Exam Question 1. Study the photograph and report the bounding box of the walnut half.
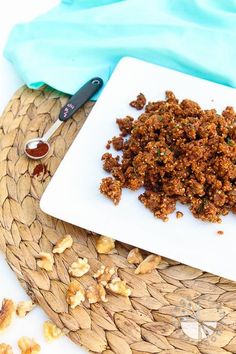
[66,280,85,309]
[16,300,35,318]
[95,236,115,254]
[69,257,90,277]
[106,277,131,297]
[0,299,15,332]
[0,343,13,354]
[37,252,54,272]
[86,284,107,304]
[93,265,115,286]
[134,254,161,274]
[127,248,143,264]
[18,337,41,354]
[52,234,73,254]
[43,321,62,341]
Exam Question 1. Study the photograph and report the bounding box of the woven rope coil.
[1,86,236,353]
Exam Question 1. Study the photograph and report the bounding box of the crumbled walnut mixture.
[95,236,115,254]
[116,116,134,137]
[217,230,224,235]
[37,252,54,272]
[18,337,41,354]
[43,321,62,341]
[139,192,176,220]
[16,301,35,318]
[102,153,119,173]
[111,136,124,151]
[0,299,15,332]
[134,254,162,274]
[0,343,13,354]
[66,281,85,308]
[100,91,236,222]
[130,93,146,110]
[127,248,143,264]
[176,211,184,219]
[100,177,122,205]
[69,257,90,277]
[93,265,115,286]
[106,277,131,297]
[86,284,107,304]
[53,234,73,254]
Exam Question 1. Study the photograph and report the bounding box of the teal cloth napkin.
[4,0,236,98]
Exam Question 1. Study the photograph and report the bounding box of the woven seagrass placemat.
[1,85,236,354]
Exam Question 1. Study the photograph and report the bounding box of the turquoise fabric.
[4,0,236,98]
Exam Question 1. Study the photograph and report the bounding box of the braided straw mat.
[1,85,236,354]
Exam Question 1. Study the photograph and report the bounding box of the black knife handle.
[59,77,103,121]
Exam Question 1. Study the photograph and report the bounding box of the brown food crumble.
[100,91,236,222]
[100,177,122,205]
[106,140,111,149]
[176,211,184,219]
[130,93,146,110]
[102,153,119,172]
[116,116,134,136]
[217,230,224,235]
[111,136,124,151]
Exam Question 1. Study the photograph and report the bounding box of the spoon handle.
[42,119,63,142]
[59,77,103,121]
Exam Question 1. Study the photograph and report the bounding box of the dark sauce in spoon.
[25,141,49,158]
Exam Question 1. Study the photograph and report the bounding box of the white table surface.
[0,1,86,353]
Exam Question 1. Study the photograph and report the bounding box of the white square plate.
[40,57,236,281]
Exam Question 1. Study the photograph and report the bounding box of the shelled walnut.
[69,258,90,277]
[0,299,15,332]
[93,265,115,286]
[0,343,13,354]
[106,277,131,297]
[18,337,41,354]
[134,254,161,274]
[95,236,115,254]
[66,280,85,308]
[43,321,62,341]
[86,284,107,304]
[127,248,143,264]
[53,235,73,254]
[37,252,54,272]
[16,300,35,318]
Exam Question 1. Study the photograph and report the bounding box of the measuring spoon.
[24,77,103,160]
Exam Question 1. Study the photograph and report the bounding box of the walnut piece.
[95,236,115,254]
[52,234,73,254]
[43,320,62,341]
[107,277,131,297]
[16,300,35,318]
[37,252,54,272]
[18,337,41,354]
[86,284,107,304]
[93,265,115,286]
[69,257,90,277]
[0,299,15,332]
[0,343,13,354]
[66,280,85,308]
[127,248,143,264]
[93,265,106,279]
[134,254,162,274]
